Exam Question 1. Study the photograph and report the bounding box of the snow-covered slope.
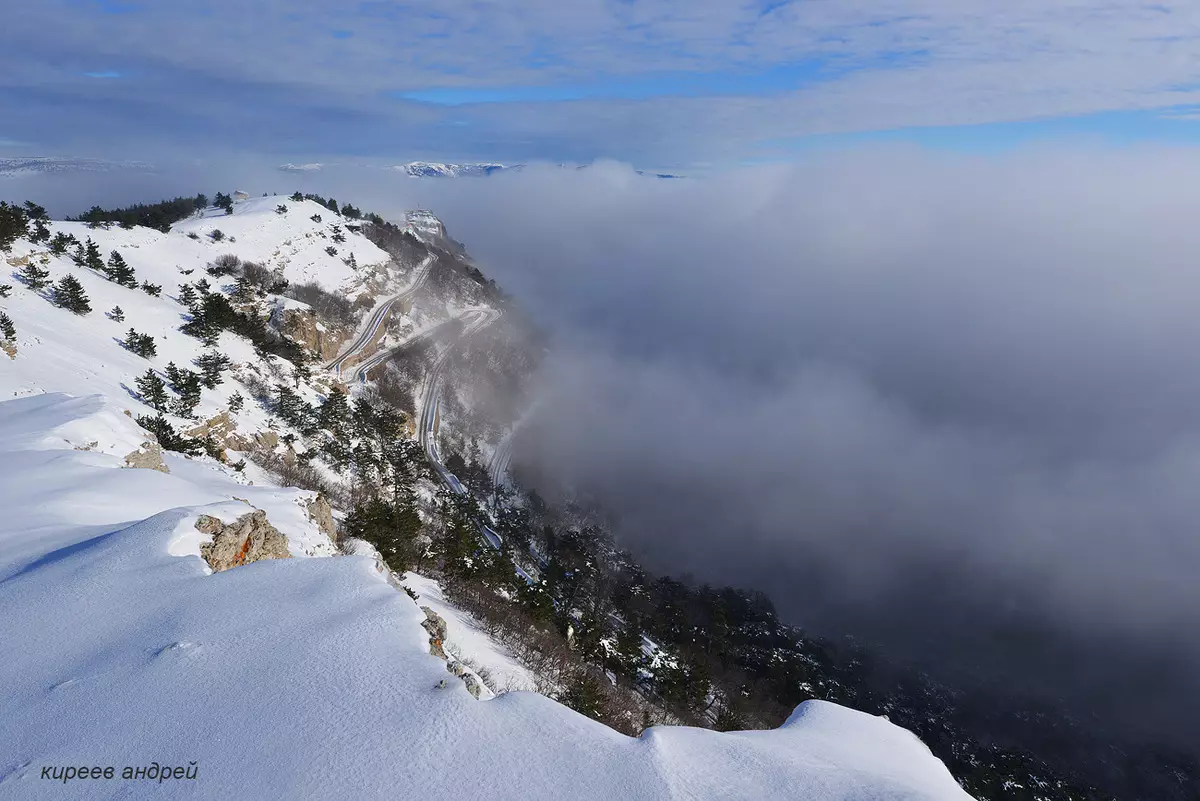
[172,196,389,290]
[0,400,972,799]
[0,207,972,800]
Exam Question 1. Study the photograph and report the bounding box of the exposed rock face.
[123,440,169,473]
[255,430,280,450]
[447,659,485,700]
[1,340,15,360]
[186,410,236,442]
[420,607,448,659]
[279,307,348,362]
[196,510,291,572]
[417,606,484,698]
[305,494,337,542]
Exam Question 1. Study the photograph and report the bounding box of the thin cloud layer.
[7,2,1200,164]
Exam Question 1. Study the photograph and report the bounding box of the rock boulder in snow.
[420,606,448,659]
[305,494,337,542]
[197,509,291,572]
[123,439,169,473]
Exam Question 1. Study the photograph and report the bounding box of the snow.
[403,572,541,694]
[171,197,390,290]
[0,400,972,799]
[396,162,512,178]
[0,219,973,800]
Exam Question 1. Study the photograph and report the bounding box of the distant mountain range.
[394,161,681,179]
[0,156,155,177]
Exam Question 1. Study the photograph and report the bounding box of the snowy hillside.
[171,196,389,290]
[0,200,972,800]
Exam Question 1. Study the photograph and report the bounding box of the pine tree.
[177,283,198,308]
[228,391,245,413]
[105,251,138,288]
[0,201,29,251]
[136,413,202,455]
[0,311,15,342]
[141,282,162,297]
[275,204,288,215]
[317,386,351,436]
[0,284,11,298]
[195,351,231,389]
[194,193,208,211]
[290,191,304,202]
[275,383,301,425]
[125,328,156,358]
[19,262,50,290]
[559,672,610,722]
[52,274,91,315]
[49,232,71,255]
[135,370,169,411]
[84,238,104,272]
[109,306,124,322]
[232,275,257,304]
[165,362,203,418]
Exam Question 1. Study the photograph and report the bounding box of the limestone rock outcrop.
[196,510,291,572]
[123,440,169,474]
[305,494,337,542]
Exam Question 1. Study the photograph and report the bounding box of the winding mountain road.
[325,254,435,377]
[415,308,514,556]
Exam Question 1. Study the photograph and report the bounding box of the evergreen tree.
[109,306,124,322]
[0,284,11,298]
[19,262,50,290]
[344,498,422,571]
[290,191,304,202]
[275,204,288,215]
[83,238,104,272]
[141,281,162,297]
[106,250,138,287]
[0,201,29,251]
[136,413,202,455]
[49,232,71,255]
[232,275,257,304]
[317,386,351,435]
[165,362,203,418]
[0,311,15,342]
[193,193,208,210]
[558,672,610,722]
[177,283,198,308]
[227,391,244,413]
[125,328,157,358]
[52,274,91,315]
[195,351,231,389]
[135,370,169,411]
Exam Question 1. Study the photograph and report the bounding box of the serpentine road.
[325,254,435,377]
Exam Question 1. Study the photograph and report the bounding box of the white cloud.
[7,2,1200,162]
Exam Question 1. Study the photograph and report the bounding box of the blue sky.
[5,1,1200,168]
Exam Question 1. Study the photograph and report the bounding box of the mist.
[7,148,1200,746]
[406,150,1200,747]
